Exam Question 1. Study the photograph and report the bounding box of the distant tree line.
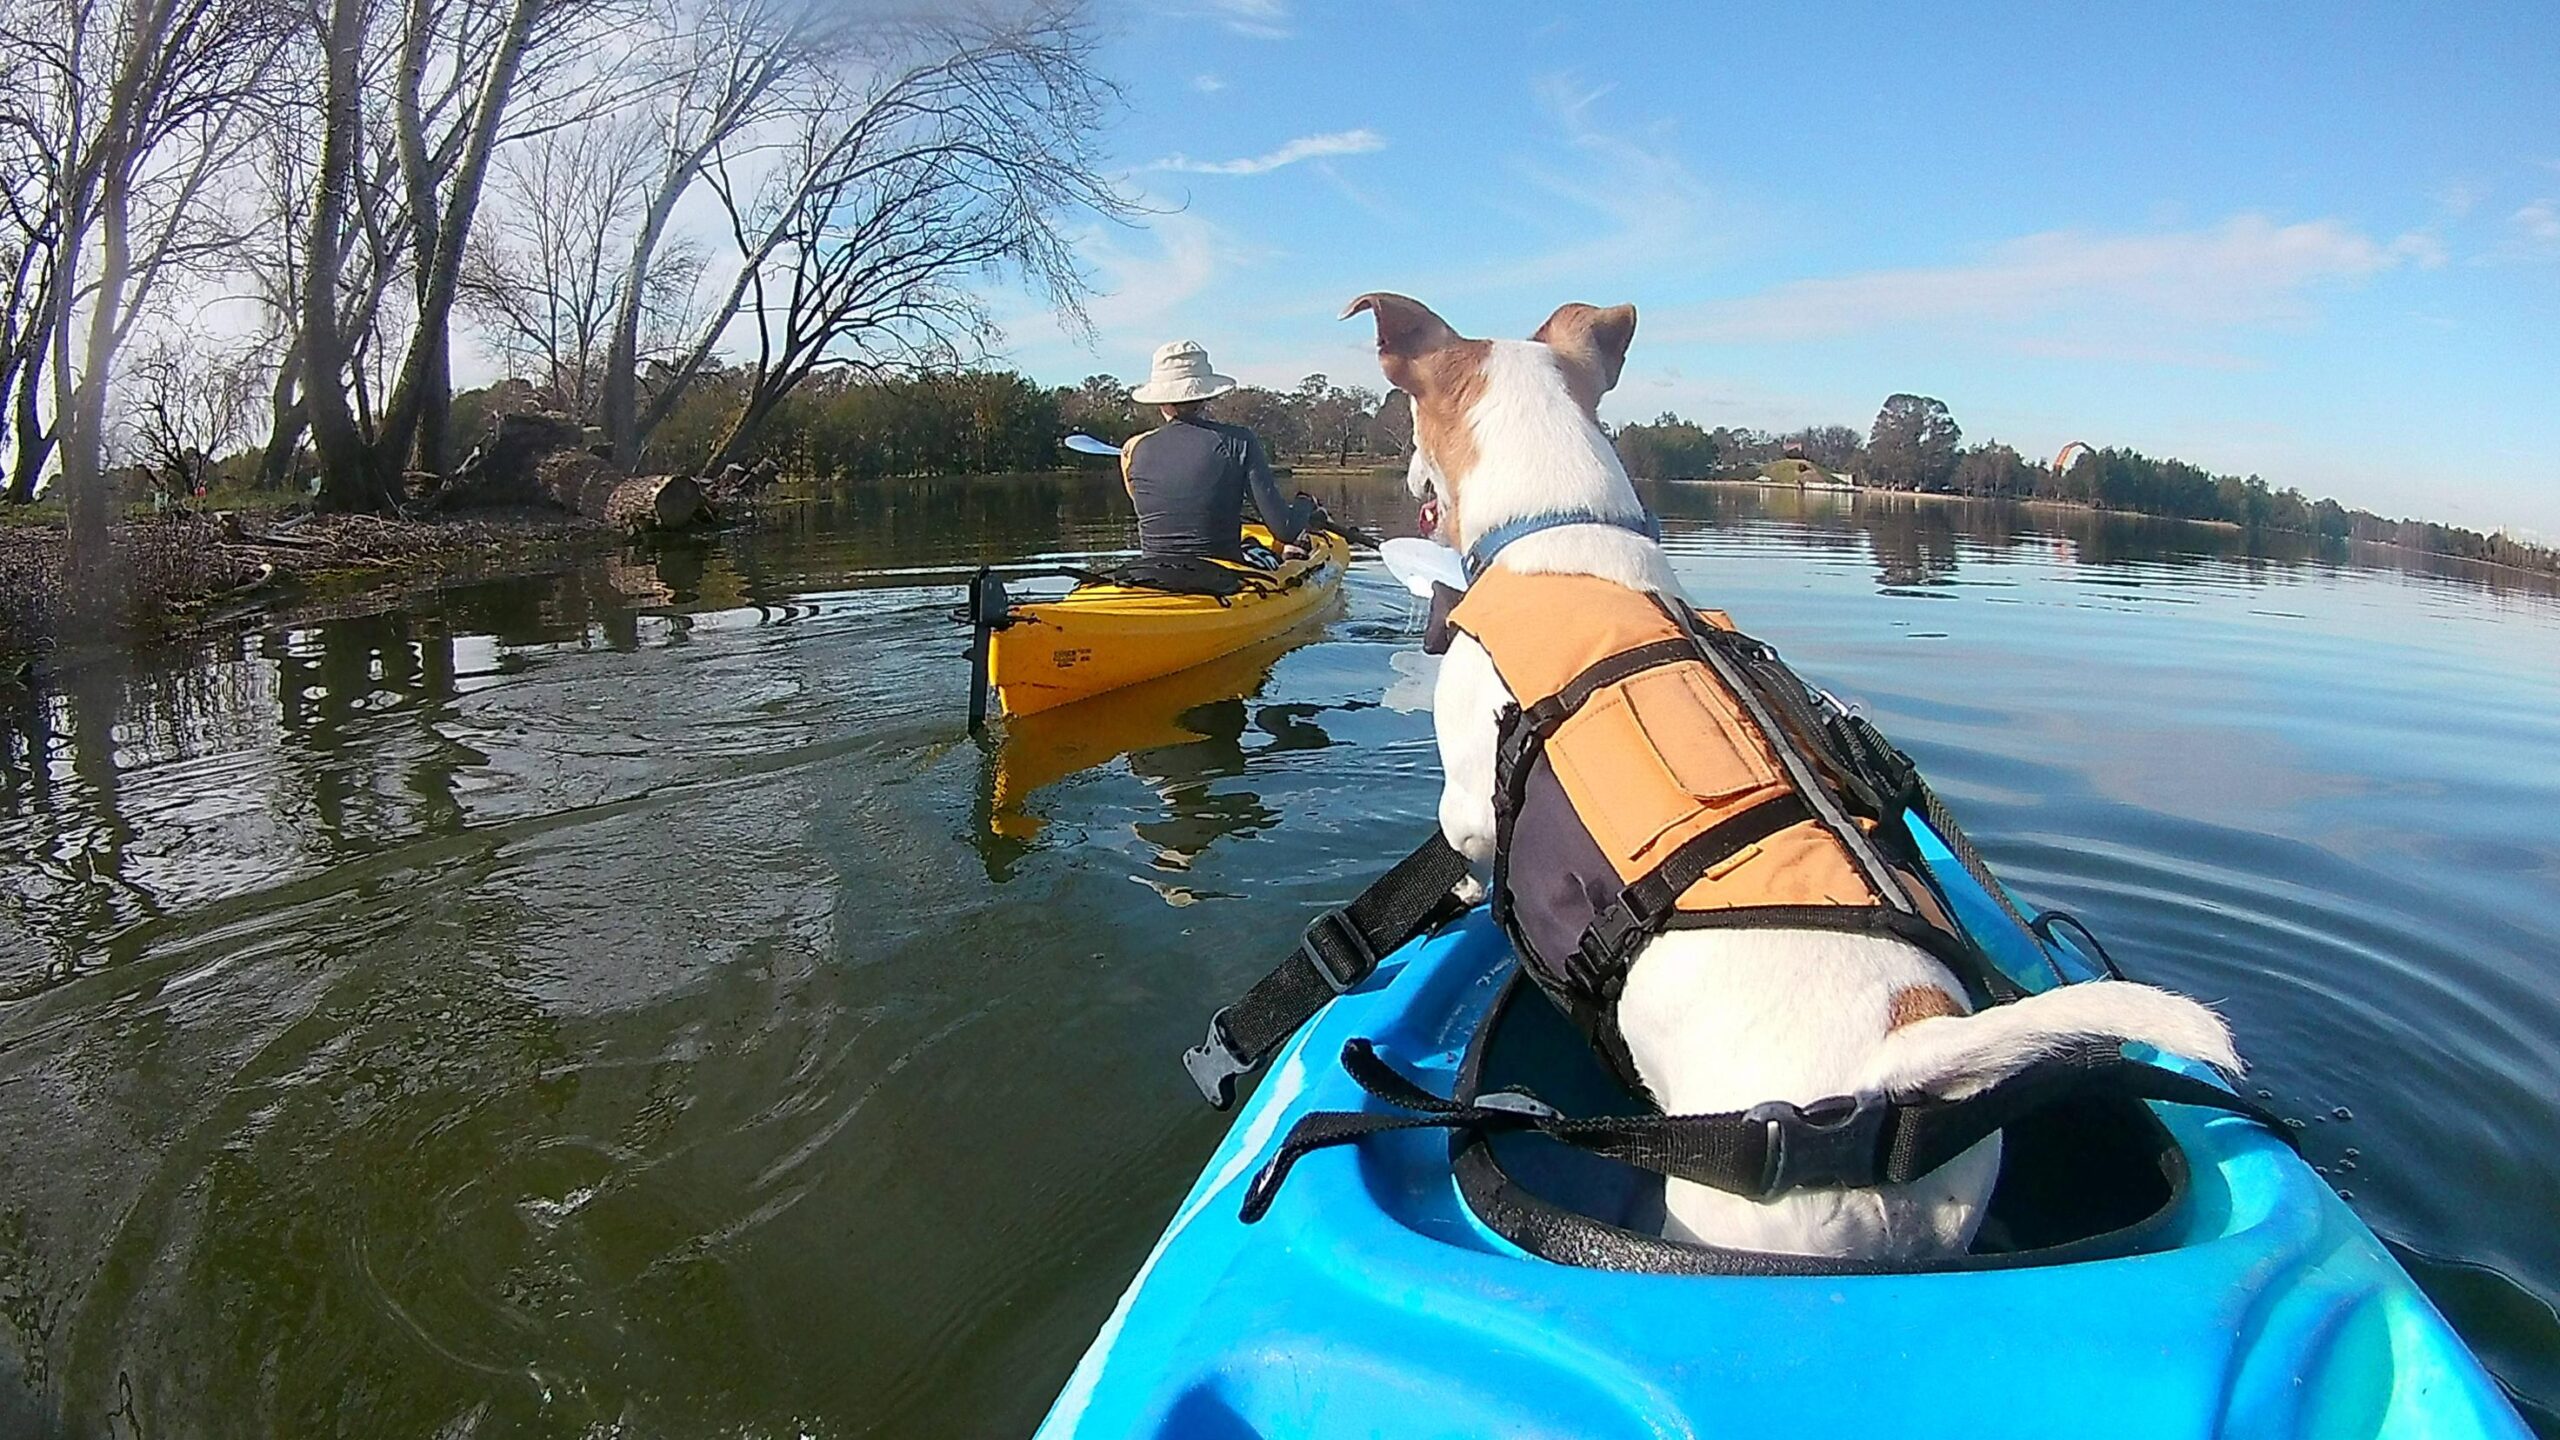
[530,366,1417,482]
[1607,392,2560,578]
[1058,371,1411,467]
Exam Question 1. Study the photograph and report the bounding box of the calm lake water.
[3,473,2557,1437]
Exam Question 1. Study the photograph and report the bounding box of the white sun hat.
[1128,339,1239,404]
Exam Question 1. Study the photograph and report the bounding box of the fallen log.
[534,451,621,519]
[605,474,706,534]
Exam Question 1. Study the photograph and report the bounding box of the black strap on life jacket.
[1237,1036,2295,1224]
[1180,833,1474,1108]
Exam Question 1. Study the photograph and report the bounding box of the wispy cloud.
[2512,199,2560,250]
[1455,74,1734,293]
[1660,215,2441,361]
[2433,179,2486,218]
[1159,0,1291,39]
[1079,213,1233,335]
[1190,73,1226,93]
[1151,129,1385,176]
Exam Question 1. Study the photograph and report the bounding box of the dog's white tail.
[1868,981,2241,1101]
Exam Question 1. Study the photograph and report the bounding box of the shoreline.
[1656,476,2248,529]
[1,508,619,671]
[1651,477,2560,582]
[10,467,2548,672]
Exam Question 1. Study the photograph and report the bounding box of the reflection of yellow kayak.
[978,526,1349,718]
[984,623,1318,841]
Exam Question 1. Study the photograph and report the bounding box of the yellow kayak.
[971,526,1350,721]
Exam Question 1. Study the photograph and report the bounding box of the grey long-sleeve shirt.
[1120,417,1313,561]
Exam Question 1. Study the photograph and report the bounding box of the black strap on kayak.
[1238,1037,2295,1223]
[1183,834,1474,1109]
[1094,555,1281,600]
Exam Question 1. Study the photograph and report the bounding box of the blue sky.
[996,0,2560,533]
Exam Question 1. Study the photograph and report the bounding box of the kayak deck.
[987,527,1349,718]
[1035,820,2529,1438]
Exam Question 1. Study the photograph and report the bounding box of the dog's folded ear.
[1533,302,1639,404]
[1345,293,1476,402]
[1345,293,1461,360]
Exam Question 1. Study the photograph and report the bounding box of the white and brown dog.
[1350,291,2240,1262]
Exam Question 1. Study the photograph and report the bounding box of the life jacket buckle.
[1747,1093,1889,1197]
[1298,908,1377,994]
[1577,897,1650,983]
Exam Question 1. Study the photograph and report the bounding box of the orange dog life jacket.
[1433,568,1984,1087]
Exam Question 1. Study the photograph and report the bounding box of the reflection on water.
[973,616,1355,885]
[2,472,2557,1437]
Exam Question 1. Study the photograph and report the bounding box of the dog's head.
[1344,294,1637,545]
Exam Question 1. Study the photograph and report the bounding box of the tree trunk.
[378,0,540,487]
[530,449,619,517]
[601,168,692,470]
[60,145,138,621]
[707,378,788,474]
[5,379,46,505]
[258,348,308,491]
[302,0,381,512]
[413,336,452,475]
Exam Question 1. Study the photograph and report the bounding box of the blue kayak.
[1033,816,2530,1438]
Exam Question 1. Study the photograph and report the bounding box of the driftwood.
[216,511,329,550]
[415,412,588,515]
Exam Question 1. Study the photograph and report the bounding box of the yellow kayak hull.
[986,528,1350,718]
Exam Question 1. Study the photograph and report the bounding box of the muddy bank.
[0,508,611,667]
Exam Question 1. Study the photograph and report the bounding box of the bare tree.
[123,332,262,502]
[0,82,63,504]
[604,0,1129,469]
[8,0,285,586]
[0,0,284,586]
[595,0,819,468]
[297,0,631,511]
[241,39,429,499]
[460,118,705,422]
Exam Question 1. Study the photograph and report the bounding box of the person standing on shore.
[1120,341,1315,563]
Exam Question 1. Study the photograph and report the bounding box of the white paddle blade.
[1378,536,1467,598]
[1062,433,1121,457]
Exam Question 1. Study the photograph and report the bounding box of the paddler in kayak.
[1121,340,1319,564]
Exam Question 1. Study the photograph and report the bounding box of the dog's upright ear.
[1532,302,1638,409]
[1343,293,1465,396]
